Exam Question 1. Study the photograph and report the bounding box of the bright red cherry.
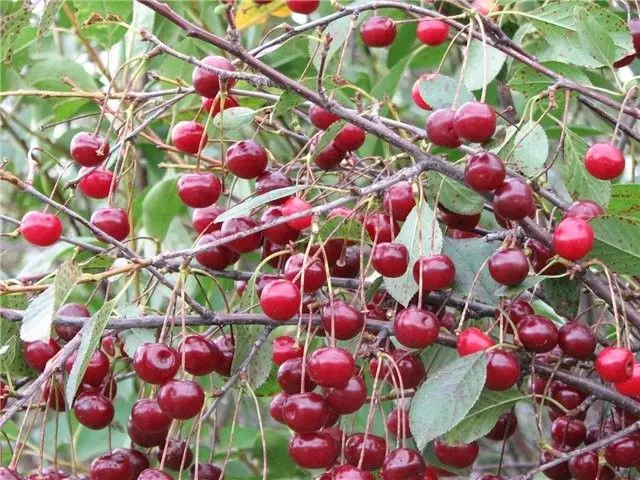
[288,432,338,469]
[226,139,268,179]
[464,151,506,192]
[381,448,426,480]
[78,167,114,199]
[287,0,320,14]
[189,463,222,480]
[270,392,288,424]
[488,248,529,286]
[261,206,300,244]
[177,173,221,208]
[282,392,329,432]
[412,76,432,111]
[552,218,594,261]
[369,349,425,389]
[202,95,239,116]
[220,216,262,253]
[282,197,313,230]
[65,349,109,386]
[386,408,410,439]
[596,346,634,383]
[192,55,236,98]
[255,170,293,203]
[426,109,462,148]
[417,19,449,46]
[90,452,133,480]
[322,300,364,340]
[24,339,60,372]
[333,124,366,152]
[364,213,398,243]
[454,102,496,143]
[604,434,640,467]
[485,410,517,441]
[434,439,479,468]
[90,207,130,242]
[272,336,303,365]
[439,205,480,231]
[551,416,586,447]
[133,343,180,385]
[284,253,326,292]
[371,243,409,278]
[130,399,171,434]
[393,307,440,349]
[485,350,520,391]
[73,392,114,429]
[307,347,355,389]
[331,465,374,480]
[156,439,193,470]
[360,16,396,47]
[517,315,558,353]
[277,357,317,394]
[564,200,604,220]
[557,322,596,360]
[344,433,387,471]
[191,205,224,234]
[55,303,89,341]
[383,181,415,221]
[70,132,109,167]
[260,279,301,321]
[138,468,173,480]
[412,254,456,290]
[493,179,535,221]
[309,105,340,130]
[568,451,615,480]
[157,379,205,420]
[325,375,366,414]
[113,448,149,479]
[179,334,219,376]
[584,143,625,180]
[171,121,207,154]
[314,141,347,170]
[20,211,62,246]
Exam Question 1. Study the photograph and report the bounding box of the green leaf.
[463,41,507,91]
[159,38,202,81]
[37,0,64,48]
[318,216,363,242]
[26,56,98,92]
[508,62,591,98]
[0,295,34,377]
[510,121,549,177]
[215,186,299,223]
[442,388,525,444]
[419,74,475,110]
[384,203,443,307]
[120,328,155,359]
[541,277,581,318]
[587,216,640,275]
[371,54,412,101]
[607,184,640,220]
[409,352,487,450]
[309,15,350,71]
[273,89,305,118]
[423,442,471,476]
[74,0,133,48]
[230,325,272,389]
[142,176,186,239]
[212,107,256,130]
[1,0,33,66]
[576,12,616,69]
[494,275,545,297]
[428,173,485,216]
[421,343,460,375]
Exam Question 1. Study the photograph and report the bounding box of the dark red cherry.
[386,408,410,439]
[369,349,425,389]
[417,19,449,46]
[65,349,109,386]
[90,207,130,241]
[364,213,398,243]
[272,336,303,365]
[412,76,431,111]
[90,452,133,480]
[42,375,66,411]
[457,327,494,356]
[73,392,114,429]
[371,242,409,278]
[360,16,396,47]
[552,218,594,261]
[269,392,289,424]
[528,239,566,275]
[288,432,338,469]
[55,303,90,341]
[439,205,480,231]
[464,151,506,192]
[330,246,361,278]
[156,439,193,470]
[277,357,317,394]
[412,254,455,290]
[70,132,109,167]
[191,205,224,234]
[454,102,496,143]
[113,448,149,480]
[564,200,604,220]
[540,449,571,480]
[309,105,340,130]
[381,448,426,480]
[226,139,268,179]
[383,181,415,221]
[138,468,173,480]
[426,109,462,148]
[220,216,262,253]
[393,307,440,349]
[127,420,168,448]
[596,346,634,382]
[24,339,60,372]
[308,347,355,389]
[433,439,479,468]
[0,383,8,411]
[255,170,293,204]
[195,231,237,270]
[584,143,625,180]
[334,124,366,152]
[485,410,517,441]
[212,334,234,376]
[282,392,329,432]
[202,95,239,117]
[549,382,587,417]
[498,299,534,333]
[551,416,586,447]
[604,434,640,467]
[260,279,301,321]
[344,433,386,471]
[130,399,172,434]
[157,380,204,420]
[322,300,364,340]
[493,179,535,221]
[568,451,615,480]
[331,465,374,480]
[557,322,596,360]
[133,343,180,385]
[177,173,221,208]
[179,334,219,376]
[192,55,236,98]
[78,167,114,199]
[325,375,366,414]
[261,206,300,244]
[314,141,347,170]
[284,253,326,292]
[171,121,207,154]
[488,248,529,286]
[485,350,520,391]
[20,211,62,246]
[189,463,222,480]
[517,315,558,353]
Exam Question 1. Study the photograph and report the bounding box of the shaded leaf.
[121,328,155,359]
[212,107,256,130]
[0,295,34,377]
[311,120,346,160]
[1,0,32,66]
[216,186,299,223]
[419,74,475,110]
[541,277,581,318]
[511,121,549,177]
[318,217,363,242]
[142,176,186,239]
[428,173,484,216]
[494,275,545,297]
[463,41,507,91]
[587,216,640,275]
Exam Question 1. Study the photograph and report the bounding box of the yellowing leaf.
[235,0,292,31]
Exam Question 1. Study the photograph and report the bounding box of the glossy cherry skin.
[78,167,114,199]
[20,211,63,247]
[308,347,355,389]
[331,465,374,480]
[549,382,587,417]
[568,451,615,480]
[133,343,180,385]
[130,398,171,434]
[584,143,625,180]
[260,206,300,244]
[284,253,326,292]
[325,375,366,414]
[426,109,462,148]
[364,213,398,243]
[528,239,566,276]
[189,463,222,480]
[412,76,431,110]
[90,207,130,241]
[128,420,168,448]
[417,19,449,46]
[314,141,347,169]
[488,248,529,286]
[179,334,219,376]
[260,279,301,321]
[277,357,317,394]
[289,432,338,469]
[112,449,149,479]
[255,170,293,203]
[191,205,224,234]
[65,349,109,386]
[282,392,329,432]
[485,350,520,391]
[282,197,313,230]
[551,416,586,447]
[309,105,340,130]
[485,411,517,441]
[383,181,415,221]
[54,303,90,341]
[381,448,426,480]
[70,132,109,167]
[360,16,396,47]
[393,307,440,349]
[73,391,114,429]
[322,300,364,340]
[171,121,207,154]
[220,216,262,253]
[412,254,456,290]
[369,349,425,389]
[540,450,571,480]
[386,408,410,439]
[157,380,205,420]
[434,439,479,468]
[517,315,558,353]
[557,322,596,360]
[597,346,634,383]
[371,243,409,278]
[177,173,221,208]
[564,200,604,220]
[24,339,60,372]
[156,439,193,470]
[202,94,239,117]
[604,434,640,467]
[344,433,386,471]
[138,469,173,480]
[269,392,289,424]
[212,334,234,376]
[192,55,236,98]
[195,231,238,270]
[90,452,133,480]
[439,205,480,231]
[287,0,320,14]
[457,327,495,355]
[552,218,594,261]
[272,336,303,365]
[226,139,268,179]
[465,151,506,192]
[454,102,496,143]
[493,179,535,221]
[334,124,366,152]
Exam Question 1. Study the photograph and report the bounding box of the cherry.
[24,339,60,372]
[179,334,219,376]
[485,350,520,391]
[594,346,632,384]
[568,451,615,480]
[439,205,480,231]
[517,315,558,353]
[324,408,340,428]
[528,239,566,276]
[0,383,7,410]
[202,95,239,117]
[360,16,396,47]
[212,334,234,376]
[157,439,193,470]
[380,448,426,480]
[433,439,479,468]
[412,76,432,111]
[488,248,529,286]
[192,55,236,98]
[113,449,149,480]
[20,211,63,247]
[260,279,301,322]
[73,391,114,430]
[564,200,604,220]
[314,141,347,170]
[464,151,506,192]
[176,173,221,208]
[272,336,303,365]
[55,303,90,341]
[331,465,374,480]
[309,105,340,130]
[284,253,326,292]
[255,170,293,203]
[457,327,495,356]
[632,19,640,56]
[334,124,366,152]
[128,420,168,448]
[288,432,338,469]
[540,449,571,480]
[287,0,320,14]
[426,109,462,148]
[138,469,173,480]
[220,216,262,253]
[485,410,517,441]
[65,349,110,386]
[604,434,640,467]
[157,380,204,420]
[78,167,114,199]
[549,382,587,417]
[0,468,21,480]
[130,399,172,434]
[282,197,313,230]
[133,343,180,385]
[331,246,361,279]
[493,179,535,221]
[371,243,409,278]
[364,213,398,243]
[584,143,625,180]
[386,408,410,439]
[171,121,207,154]
[90,207,130,242]
[277,357,317,394]
[369,349,425,389]
[417,19,449,46]
[261,206,300,244]
[393,307,440,349]
[454,102,496,143]
[557,321,596,360]
[615,361,640,397]
[412,254,456,290]
[498,299,534,333]
[282,392,329,432]
[552,218,594,261]
[344,433,386,471]
[90,452,133,480]
[190,463,222,480]
[322,300,364,340]
[226,139,268,179]
[308,347,355,389]
[269,392,289,424]
[70,132,109,167]
[325,375,366,414]
[550,416,586,447]
[195,232,237,270]
[383,181,415,221]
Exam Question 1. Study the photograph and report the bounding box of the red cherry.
[0,383,8,411]
[189,463,222,480]
[488,248,529,286]
[550,416,586,447]
[192,55,236,98]
[284,253,326,292]
[309,105,340,130]
[417,19,449,46]
[278,357,317,394]
[202,95,239,116]
[448,228,481,239]
[131,399,171,434]
[282,392,329,432]
[226,139,268,179]
[454,102,496,143]
[331,246,361,278]
[614,52,635,68]
[457,327,495,356]
[517,315,558,353]
[191,205,224,234]
[434,439,479,468]
[464,151,506,192]
[65,349,110,386]
[324,408,340,428]
[269,392,289,424]
[322,300,364,340]
[156,439,193,470]
[568,451,615,480]
[552,218,594,261]
[260,279,301,321]
[314,141,347,170]
[0,468,21,480]
[386,408,410,439]
[90,207,130,241]
[78,167,114,199]
[493,179,535,221]
[325,375,366,414]
[360,16,396,47]
[138,469,173,480]
[439,205,480,231]
[498,299,534,333]
[334,125,366,152]
[20,211,62,246]
[308,347,355,388]
[177,173,221,208]
[412,254,456,290]
[426,109,462,148]
[55,303,89,341]
[564,200,604,220]
[557,322,596,360]
[255,170,293,203]
[212,334,234,376]
[412,76,432,111]
[113,449,149,479]
[287,0,320,14]
[220,216,262,253]
[364,213,398,243]
[73,392,114,429]
[528,239,566,275]
[272,336,303,365]
[344,433,386,471]
[584,143,625,180]
[128,420,168,448]
[549,382,587,417]
[540,449,571,480]
[282,197,313,230]
[90,452,133,480]
[604,434,640,467]
[195,231,237,269]
[171,121,207,154]
[485,350,520,391]
[70,132,109,167]
[369,349,425,389]
[485,410,517,441]
[288,432,338,469]
[133,343,180,385]
[596,346,634,383]
[393,307,440,349]
[371,243,409,278]
[331,465,374,480]
[381,448,426,480]
[24,339,60,372]
[383,181,415,221]
[261,206,300,244]
[157,380,204,420]
[179,334,219,376]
